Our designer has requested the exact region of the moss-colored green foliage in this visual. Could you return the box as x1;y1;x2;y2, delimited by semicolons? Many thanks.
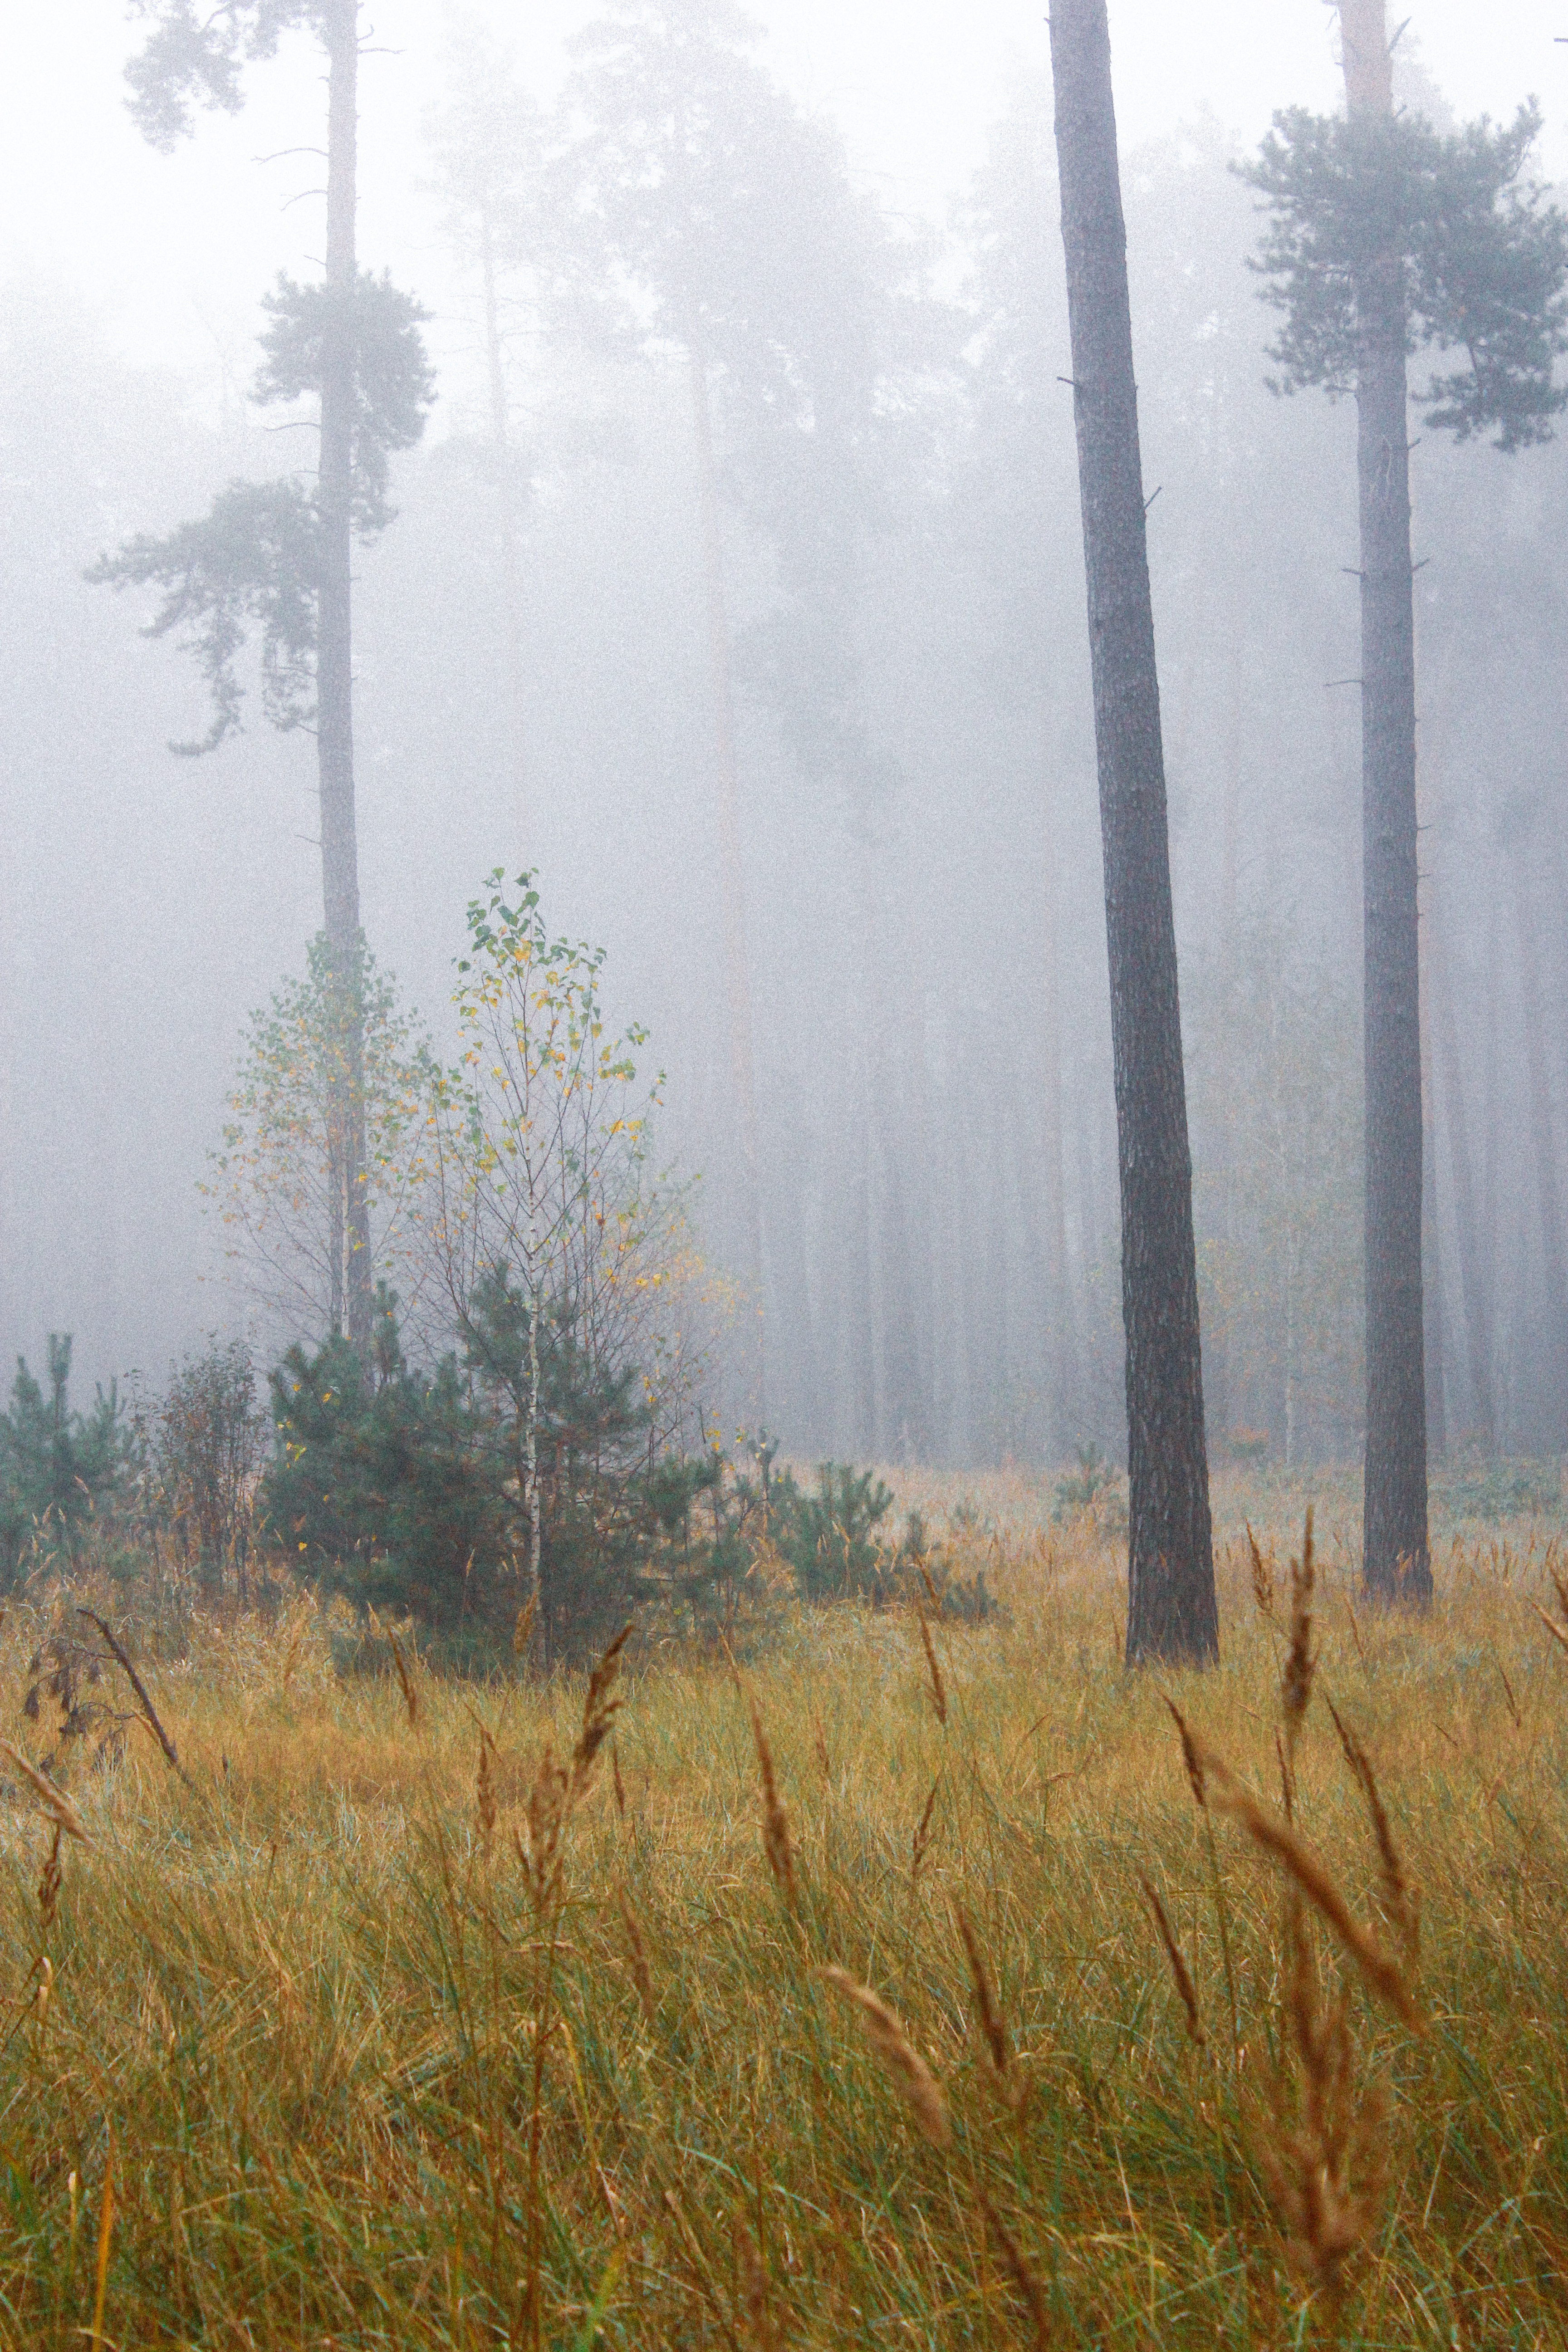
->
0;1337;127;1588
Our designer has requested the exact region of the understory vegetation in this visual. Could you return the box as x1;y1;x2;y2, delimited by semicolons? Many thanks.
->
0;1489;1562;2347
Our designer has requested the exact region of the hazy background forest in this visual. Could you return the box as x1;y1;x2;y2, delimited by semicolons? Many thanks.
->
5;0;1568;1470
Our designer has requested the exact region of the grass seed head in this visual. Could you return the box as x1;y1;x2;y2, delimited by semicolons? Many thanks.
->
1498;1660;1522;1728
748;1695;796;1904
1282;1506;1315;1751
0;1741;89;1842
1253;1898;1391;2309
1530;1598;1568;1655
956;1908;1024;2112
979;2190;1051;2349
1549;1553;1568;1621
572;1622;632;1799
1216;1772;1420;2027
1248;1523;1274;1617
917;1610;947;1727
1163;1700;1208;1811
617;1890;655;2023
517;1740;568;1906
475;1732;497;1857
911;1777;940;1888
1140;1874;1205;2046
387;1627;418;1727
37;1824;63;1931
820;1966;950;2147
1327;1699;1419;1971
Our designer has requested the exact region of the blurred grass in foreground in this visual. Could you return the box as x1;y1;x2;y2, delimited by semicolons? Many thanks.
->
0;1480;1563;2348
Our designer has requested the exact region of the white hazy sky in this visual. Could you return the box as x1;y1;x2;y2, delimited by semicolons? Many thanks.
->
6;2;1568;398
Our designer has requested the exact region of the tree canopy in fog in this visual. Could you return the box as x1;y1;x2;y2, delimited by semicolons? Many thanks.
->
7;0;1568;1563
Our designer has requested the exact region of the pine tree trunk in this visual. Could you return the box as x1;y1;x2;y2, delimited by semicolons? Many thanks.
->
1342;0;1431;1599
318;0;372;1352
687;337;764;1420
1049;0;1217;1664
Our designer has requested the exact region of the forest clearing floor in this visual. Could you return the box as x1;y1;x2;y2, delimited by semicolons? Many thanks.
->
0;1480;1563;2347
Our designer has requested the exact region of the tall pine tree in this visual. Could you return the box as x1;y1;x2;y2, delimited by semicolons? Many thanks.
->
1242;0;1568;1599
1049;0;1218;1664
93;2;434;1351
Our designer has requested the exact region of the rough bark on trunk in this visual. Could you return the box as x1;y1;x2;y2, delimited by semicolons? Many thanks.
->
319;0;372;1352
688;338;764;1420
1049;0;1217;1665
1342;0;1430;1600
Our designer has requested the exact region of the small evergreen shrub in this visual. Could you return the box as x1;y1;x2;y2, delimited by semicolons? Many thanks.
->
1052;1442;1121;1523
0;1337;128;1589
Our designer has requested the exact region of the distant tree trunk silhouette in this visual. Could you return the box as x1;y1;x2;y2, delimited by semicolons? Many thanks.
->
1341;0;1430;1598
1429;867;1494;1447
1420;935;1446;1460
688;335;764;1420
1208;638;1246;1453
1510;845;1568;1436
319;0;372;1353
1049;0;1217;1664
1038;824;1082;1454
1481;887;1503;1442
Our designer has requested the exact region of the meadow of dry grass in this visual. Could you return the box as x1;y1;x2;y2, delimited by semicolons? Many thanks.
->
0;1476;1563;2348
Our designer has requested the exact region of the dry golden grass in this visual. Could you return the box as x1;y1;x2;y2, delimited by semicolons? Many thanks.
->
0;1481;1563;2347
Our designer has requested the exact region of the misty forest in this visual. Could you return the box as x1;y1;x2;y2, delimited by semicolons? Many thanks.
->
1;2;1568;2345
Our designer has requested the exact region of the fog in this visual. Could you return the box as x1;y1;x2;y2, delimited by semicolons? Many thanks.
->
4;0;1568;1468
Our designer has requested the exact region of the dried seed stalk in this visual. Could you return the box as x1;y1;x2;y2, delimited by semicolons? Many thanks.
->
37;1825;63;1930
748;1697;796;1904
1166;1713;1418;2025
820;1966;950;2146
917;1610;947;1727
77;1608;191;1785
1326;1700;1418;1969
387;1627;419;1726
1163;1700;1208;1810
957;1907;1024;2112
617;1890;655;2023
979;2190;1051;2349
1282;1508;1315;1754
911;1778;939;1890
572;1622;632;1800
0;1742;89;1842
1140;1875;1205;2046
1248;1524;1274;1617
1530;1599;1568;1656
475;1732;498;1857
1497;1661;1521;1729
1253;1898;1390;2308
